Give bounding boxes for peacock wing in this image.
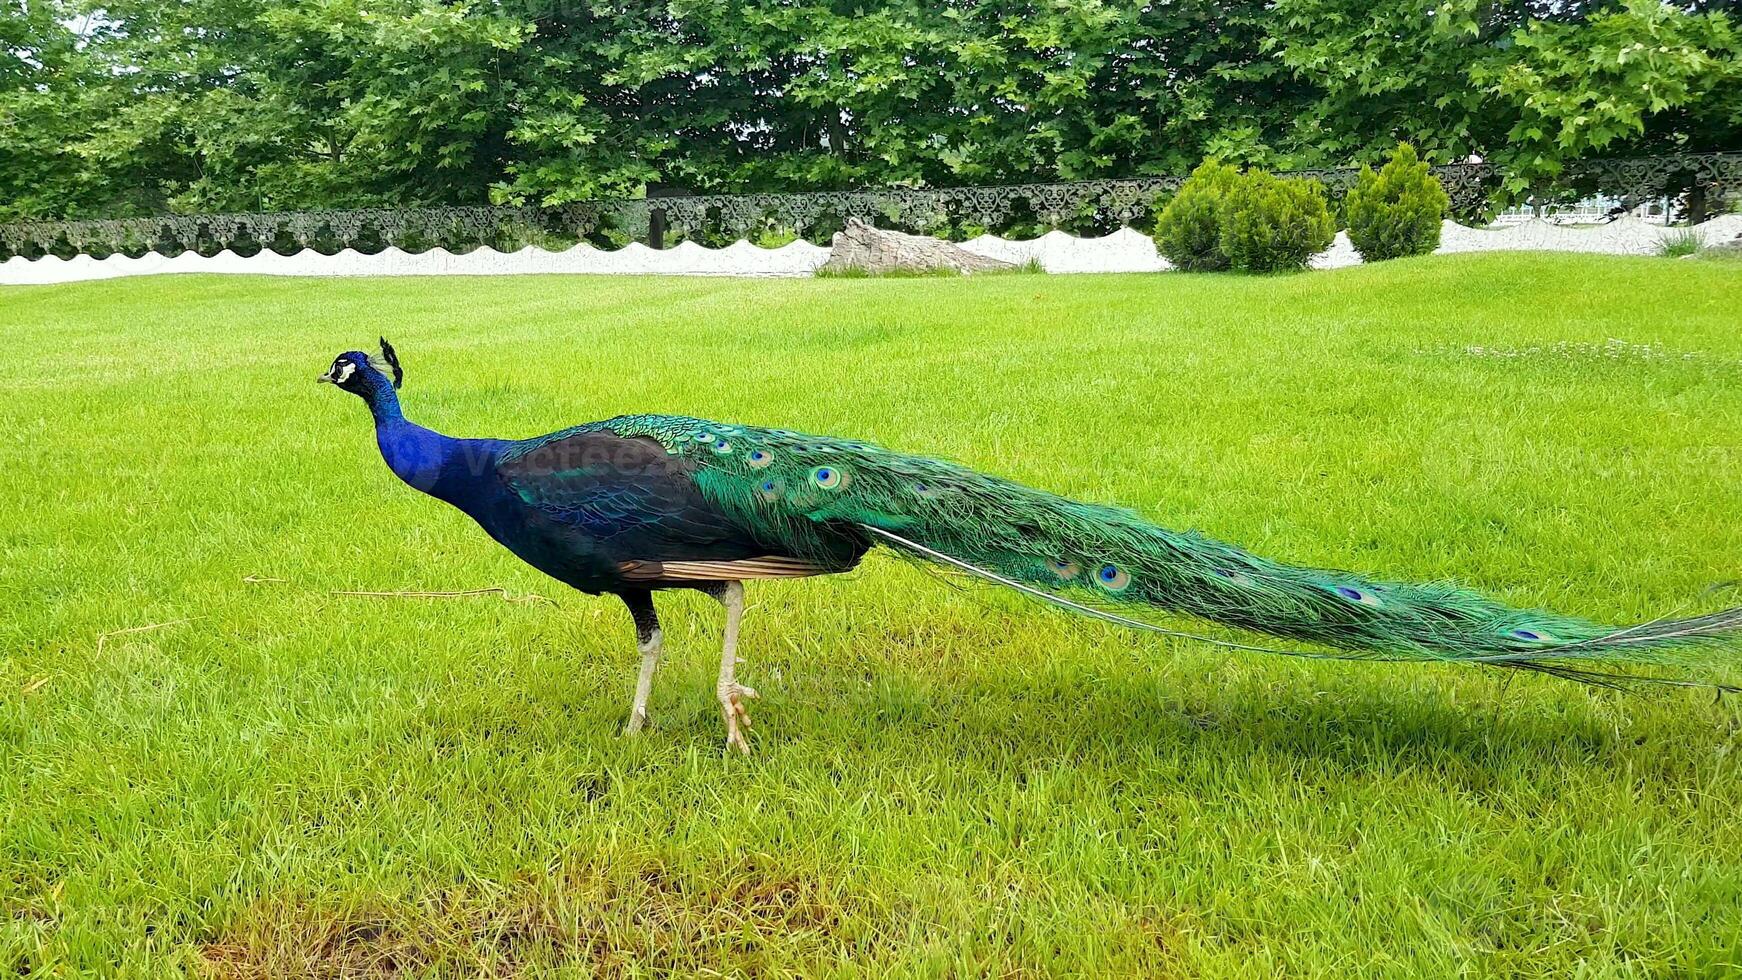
[495,428,777,564]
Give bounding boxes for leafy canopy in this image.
[0,0,1738,219]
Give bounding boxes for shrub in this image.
[753,226,800,248]
[1345,143,1450,262]
[1656,228,1704,258]
[1154,159,1241,271]
[1217,171,1336,273]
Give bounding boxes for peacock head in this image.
[318,338,403,398]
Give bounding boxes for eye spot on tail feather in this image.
[1097,565,1131,591]
[810,466,848,491]
[1333,585,1383,607]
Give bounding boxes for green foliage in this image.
[1154,160,1241,272]
[1657,229,1705,259]
[1266,0,1512,167]
[0,0,1738,219]
[1345,144,1450,262]
[1218,171,1336,273]
[1476,0,1742,194]
[753,227,801,249]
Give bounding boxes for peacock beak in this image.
[316,373,334,384]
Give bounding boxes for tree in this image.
[1477,0,1742,194]
[0,0,1738,219]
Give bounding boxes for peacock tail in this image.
[506,414,1742,686]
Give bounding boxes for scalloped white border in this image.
[2,215,1737,285]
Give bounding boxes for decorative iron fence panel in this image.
[3,153,1737,260]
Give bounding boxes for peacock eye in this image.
[809,465,848,490]
[1049,560,1079,580]
[712,438,733,455]
[1097,565,1131,591]
[747,449,774,469]
[1333,585,1383,607]
[757,478,783,501]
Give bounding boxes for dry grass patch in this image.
[198,857,888,978]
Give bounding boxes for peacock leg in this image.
[620,590,662,735]
[712,580,758,754]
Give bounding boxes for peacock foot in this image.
[622,708,650,736]
[716,682,759,754]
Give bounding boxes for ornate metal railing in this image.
[2,153,1736,260]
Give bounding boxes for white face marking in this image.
[333,361,356,384]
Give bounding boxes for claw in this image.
[719,683,757,754]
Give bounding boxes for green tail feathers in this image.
[609,415,1742,687]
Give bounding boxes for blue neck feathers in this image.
[364,378,406,425]
[361,381,505,512]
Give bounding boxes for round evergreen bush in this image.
[1344,143,1450,262]
[1217,171,1335,273]
[1154,160,1240,271]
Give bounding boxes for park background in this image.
[6,1,1742,976]
[4,0,1740,221]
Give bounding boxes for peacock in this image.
[321,340,1742,752]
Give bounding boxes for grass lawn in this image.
[3,254,1742,977]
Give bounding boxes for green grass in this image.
[1692,245,1742,263]
[4,254,1742,977]
[1656,228,1706,259]
[813,258,1044,277]
[813,265,965,278]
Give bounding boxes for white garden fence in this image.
[2,215,1737,286]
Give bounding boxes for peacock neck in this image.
[365,390,507,515]
[367,387,451,496]
[364,382,406,425]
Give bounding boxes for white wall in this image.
[4,215,1737,286]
